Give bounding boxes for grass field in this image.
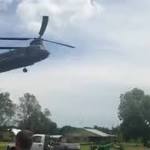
[81,143,150,150]
[120,143,150,150]
[81,144,91,150]
[0,142,8,150]
[0,142,150,150]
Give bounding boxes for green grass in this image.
[0,142,149,150]
[81,143,150,150]
[112,143,150,150]
[120,143,148,150]
[81,143,112,150]
[0,142,8,150]
[81,144,91,150]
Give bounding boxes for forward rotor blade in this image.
[39,16,49,38]
[0,37,31,40]
[0,47,25,49]
[42,39,75,48]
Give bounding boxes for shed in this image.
[63,128,115,143]
[84,128,115,143]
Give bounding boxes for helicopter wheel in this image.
[23,68,28,73]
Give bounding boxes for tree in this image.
[0,92,16,126]
[17,93,41,126]
[118,88,150,143]
[17,93,57,134]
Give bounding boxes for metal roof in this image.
[84,128,114,137]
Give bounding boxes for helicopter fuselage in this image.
[0,45,49,73]
[0,16,74,73]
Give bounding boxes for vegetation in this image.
[118,88,150,144]
[0,142,8,150]
[0,92,57,136]
[0,92,16,126]
[17,93,57,134]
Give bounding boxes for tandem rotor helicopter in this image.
[0,16,75,73]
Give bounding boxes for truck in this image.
[32,134,61,150]
[32,134,80,150]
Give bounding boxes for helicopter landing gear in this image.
[23,68,28,73]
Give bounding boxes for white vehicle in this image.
[31,134,62,150]
[32,134,80,150]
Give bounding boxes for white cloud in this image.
[0,0,13,11]
[16,0,103,35]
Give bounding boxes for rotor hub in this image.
[30,38,43,46]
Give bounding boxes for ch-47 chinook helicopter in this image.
[0,16,75,73]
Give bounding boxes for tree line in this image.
[0,92,57,134]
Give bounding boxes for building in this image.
[64,128,115,143]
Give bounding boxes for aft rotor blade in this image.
[0,37,31,40]
[0,47,25,49]
[43,39,75,48]
[39,16,49,38]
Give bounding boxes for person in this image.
[10,130,33,150]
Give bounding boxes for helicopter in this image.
[0,16,75,73]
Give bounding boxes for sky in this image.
[0,0,150,128]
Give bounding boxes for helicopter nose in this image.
[45,50,50,57]
[42,50,50,58]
